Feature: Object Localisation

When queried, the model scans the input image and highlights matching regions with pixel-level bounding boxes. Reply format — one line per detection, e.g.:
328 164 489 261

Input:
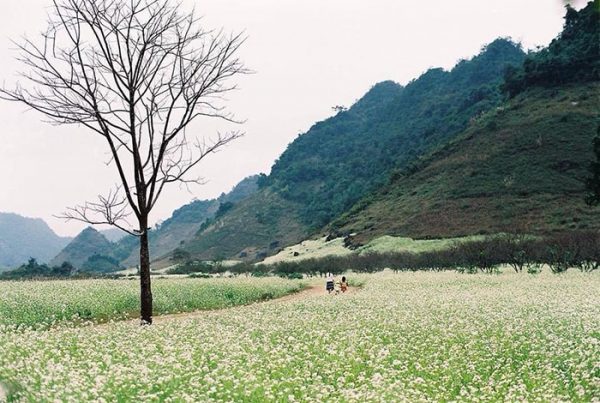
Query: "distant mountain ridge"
51 175 260 269
0 212 71 268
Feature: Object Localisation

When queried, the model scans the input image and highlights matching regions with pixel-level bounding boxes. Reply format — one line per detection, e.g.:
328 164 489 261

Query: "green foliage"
503 1 599 97
0 277 305 328
50 227 114 268
586 131 600 205
170 248 191 262
333 83 600 240
81 254 122 273
264 40 525 229
0 258 79 280
166 260 214 275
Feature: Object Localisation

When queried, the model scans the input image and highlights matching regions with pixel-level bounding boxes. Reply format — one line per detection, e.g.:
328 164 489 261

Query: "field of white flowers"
0 271 598 401
0 277 305 329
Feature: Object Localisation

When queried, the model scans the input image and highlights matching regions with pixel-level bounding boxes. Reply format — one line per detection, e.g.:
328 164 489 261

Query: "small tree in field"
1 0 246 324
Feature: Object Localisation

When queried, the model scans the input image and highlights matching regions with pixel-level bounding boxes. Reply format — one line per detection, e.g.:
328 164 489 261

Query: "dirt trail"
0 382 7 402
151 283 359 324
94 283 359 327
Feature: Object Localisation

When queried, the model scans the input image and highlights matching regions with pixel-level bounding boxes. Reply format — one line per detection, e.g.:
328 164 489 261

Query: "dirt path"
94 283 359 327
151 283 359 324
0 382 7 402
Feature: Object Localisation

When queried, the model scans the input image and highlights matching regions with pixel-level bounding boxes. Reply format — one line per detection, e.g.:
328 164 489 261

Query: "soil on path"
152 282 359 324
94 282 360 328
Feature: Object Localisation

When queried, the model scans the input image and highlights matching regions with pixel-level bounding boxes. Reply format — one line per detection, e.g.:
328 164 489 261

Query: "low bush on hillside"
205 232 599 276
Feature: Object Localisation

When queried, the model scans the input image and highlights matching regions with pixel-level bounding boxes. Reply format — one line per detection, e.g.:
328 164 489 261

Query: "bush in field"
572 231 600 272
415 249 458 272
496 234 537 273
229 231 599 276
544 233 582 274
453 240 503 274
167 260 214 275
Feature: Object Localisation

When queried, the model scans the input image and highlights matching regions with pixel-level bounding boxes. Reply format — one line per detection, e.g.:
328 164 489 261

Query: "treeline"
0 259 91 280
503 1 599 97
0 257 124 281
171 232 599 278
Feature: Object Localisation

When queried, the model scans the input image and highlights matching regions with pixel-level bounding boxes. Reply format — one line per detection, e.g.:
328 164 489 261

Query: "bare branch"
1 0 247 228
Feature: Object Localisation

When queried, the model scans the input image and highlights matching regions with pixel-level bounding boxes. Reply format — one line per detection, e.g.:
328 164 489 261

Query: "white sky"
0 0 586 237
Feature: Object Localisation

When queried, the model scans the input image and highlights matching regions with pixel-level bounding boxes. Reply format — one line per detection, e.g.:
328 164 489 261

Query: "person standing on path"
340 276 348 293
326 272 335 294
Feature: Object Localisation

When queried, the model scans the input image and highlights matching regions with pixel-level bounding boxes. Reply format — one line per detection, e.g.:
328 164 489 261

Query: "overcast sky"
0 0 586 237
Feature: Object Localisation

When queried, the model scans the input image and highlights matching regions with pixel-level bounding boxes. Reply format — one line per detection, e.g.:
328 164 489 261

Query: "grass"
261 236 353 264
0 277 305 329
358 234 487 254
334 83 600 243
260 234 487 264
0 271 598 401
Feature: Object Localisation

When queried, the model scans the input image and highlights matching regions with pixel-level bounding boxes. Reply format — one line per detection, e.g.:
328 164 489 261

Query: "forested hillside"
333 1 600 244
183 39 526 260
333 83 600 243
265 39 525 229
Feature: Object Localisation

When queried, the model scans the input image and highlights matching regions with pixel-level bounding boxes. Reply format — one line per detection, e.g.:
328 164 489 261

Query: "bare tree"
1 0 246 324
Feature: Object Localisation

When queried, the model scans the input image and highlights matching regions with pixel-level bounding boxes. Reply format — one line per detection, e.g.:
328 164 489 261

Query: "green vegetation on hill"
332 2 600 243
50 176 259 268
183 190 307 261
333 83 600 242
50 227 113 269
264 39 525 229
503 1 599 97
120 175 259 265
185 39 526 261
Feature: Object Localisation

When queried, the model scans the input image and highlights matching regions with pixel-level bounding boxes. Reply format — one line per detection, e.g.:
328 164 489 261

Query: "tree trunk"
139 225 153 325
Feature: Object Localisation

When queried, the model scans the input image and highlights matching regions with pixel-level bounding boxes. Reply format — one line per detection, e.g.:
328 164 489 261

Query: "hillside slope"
50 227 113 268
119 175 259 265
0 213 71 267
183 39 526 261
333 83 600 243
51 175 260 268
183 190 308 261
332 1 600 244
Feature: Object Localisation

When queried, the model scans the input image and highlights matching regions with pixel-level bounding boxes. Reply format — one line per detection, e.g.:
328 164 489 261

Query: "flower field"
0 271 599 401
0 277 305 329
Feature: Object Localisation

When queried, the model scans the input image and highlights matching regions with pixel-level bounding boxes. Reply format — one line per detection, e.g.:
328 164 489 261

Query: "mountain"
182 38 527 261
0 213 71 268
50 175 260 268
332 82 600 244
50 227 114 268
118 175 260 265
503 1 599 97
332 1 600 244
52 2 599 265
101 228 127 243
